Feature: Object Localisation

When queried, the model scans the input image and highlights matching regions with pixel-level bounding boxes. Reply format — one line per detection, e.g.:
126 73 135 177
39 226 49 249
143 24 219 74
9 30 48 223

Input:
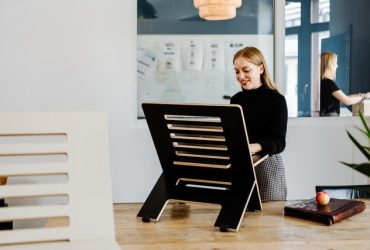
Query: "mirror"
285 0 370 117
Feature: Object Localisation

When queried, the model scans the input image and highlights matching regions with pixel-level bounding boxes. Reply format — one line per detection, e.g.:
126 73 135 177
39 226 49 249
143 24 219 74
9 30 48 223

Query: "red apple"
316 192 330 205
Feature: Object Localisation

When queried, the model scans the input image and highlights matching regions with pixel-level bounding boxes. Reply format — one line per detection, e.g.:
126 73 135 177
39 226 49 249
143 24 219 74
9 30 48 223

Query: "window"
311 0 330 24
285 0 329 116
285 1 301 28
285 34 298 117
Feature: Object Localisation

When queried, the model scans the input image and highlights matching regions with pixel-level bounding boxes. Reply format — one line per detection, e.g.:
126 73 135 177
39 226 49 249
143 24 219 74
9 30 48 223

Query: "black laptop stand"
137 103 266 232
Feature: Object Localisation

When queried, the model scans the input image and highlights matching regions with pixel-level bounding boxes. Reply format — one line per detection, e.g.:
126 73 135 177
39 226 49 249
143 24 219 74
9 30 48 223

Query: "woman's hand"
249 143 262 155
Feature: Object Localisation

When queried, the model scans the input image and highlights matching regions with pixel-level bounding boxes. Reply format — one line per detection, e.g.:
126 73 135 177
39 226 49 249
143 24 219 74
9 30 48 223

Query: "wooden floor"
114 200 370 250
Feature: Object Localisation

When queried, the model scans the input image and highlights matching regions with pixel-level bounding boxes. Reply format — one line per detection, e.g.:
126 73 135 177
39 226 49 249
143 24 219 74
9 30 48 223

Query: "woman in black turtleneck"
231 47 288 201
320 51 370 116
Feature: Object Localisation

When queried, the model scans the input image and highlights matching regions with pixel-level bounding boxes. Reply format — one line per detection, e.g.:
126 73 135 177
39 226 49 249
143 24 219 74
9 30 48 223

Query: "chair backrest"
315 185 370 199
0 112 118 247
142 103 261 207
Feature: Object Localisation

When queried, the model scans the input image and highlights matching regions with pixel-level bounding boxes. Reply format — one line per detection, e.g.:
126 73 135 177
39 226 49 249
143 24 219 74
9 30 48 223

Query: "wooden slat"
0 163 68 176
167 124 223 132
164 115 221 123
178 178 231 186
0 133 66 136
0 205 69 222
0 183 69 198
175 151 230 160
174 161 231 169
0 227 70 245
252 154 269 167
0 143 68 156
170 133 226 142
173 142 227 151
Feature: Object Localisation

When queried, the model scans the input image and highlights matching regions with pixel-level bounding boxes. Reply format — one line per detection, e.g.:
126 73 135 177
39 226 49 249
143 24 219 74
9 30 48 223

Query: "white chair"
0 112 120 249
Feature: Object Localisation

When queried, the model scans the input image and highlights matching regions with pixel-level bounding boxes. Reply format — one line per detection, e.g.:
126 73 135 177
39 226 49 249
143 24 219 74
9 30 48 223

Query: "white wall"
284 117 369 199
0 0 368 203
0 0 147 202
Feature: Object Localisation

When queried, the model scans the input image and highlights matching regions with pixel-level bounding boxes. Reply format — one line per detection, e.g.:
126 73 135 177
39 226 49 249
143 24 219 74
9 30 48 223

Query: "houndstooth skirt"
255 154 287 201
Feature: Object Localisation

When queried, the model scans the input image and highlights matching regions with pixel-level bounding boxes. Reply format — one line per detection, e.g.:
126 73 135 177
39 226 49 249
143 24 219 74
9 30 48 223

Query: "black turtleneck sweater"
230 85 288 156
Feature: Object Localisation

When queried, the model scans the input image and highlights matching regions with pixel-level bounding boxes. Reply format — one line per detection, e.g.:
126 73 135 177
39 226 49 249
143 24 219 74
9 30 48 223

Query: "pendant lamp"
194 0 242 20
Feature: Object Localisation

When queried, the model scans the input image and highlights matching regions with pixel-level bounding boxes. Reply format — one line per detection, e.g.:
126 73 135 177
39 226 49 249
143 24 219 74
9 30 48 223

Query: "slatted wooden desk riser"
138 103 267 232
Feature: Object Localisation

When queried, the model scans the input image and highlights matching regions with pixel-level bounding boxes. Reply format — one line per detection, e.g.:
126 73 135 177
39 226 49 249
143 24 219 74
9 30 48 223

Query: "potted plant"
341 112 370 177
338 112 370 198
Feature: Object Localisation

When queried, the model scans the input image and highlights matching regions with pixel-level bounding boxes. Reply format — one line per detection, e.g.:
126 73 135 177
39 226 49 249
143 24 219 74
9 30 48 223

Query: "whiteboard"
137 34 274 118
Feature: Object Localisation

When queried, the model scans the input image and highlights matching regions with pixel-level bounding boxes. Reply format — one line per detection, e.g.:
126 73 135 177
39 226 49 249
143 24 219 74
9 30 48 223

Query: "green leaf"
359 111 370 138
355 126 369 138
341 112 370 178
346 130 370 161
340 161 370 177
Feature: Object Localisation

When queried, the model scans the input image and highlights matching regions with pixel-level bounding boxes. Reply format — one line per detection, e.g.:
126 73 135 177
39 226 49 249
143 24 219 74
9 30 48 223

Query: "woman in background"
320 51 370 116
231 47 288 201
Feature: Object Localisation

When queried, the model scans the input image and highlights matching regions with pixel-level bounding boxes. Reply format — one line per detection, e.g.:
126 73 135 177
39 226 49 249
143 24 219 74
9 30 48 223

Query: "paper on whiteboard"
181 40 203 71
203 42 225 71
137 47 157 79
158 42 181 72
226 41 246 71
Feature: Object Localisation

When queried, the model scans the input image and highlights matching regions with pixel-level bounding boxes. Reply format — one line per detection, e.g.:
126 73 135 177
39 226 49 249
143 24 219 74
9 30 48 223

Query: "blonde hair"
233 47 278 91
320 51 337 80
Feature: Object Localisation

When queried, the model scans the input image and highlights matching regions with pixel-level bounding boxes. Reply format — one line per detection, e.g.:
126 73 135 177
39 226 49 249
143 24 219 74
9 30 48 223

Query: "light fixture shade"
194 0 242 20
